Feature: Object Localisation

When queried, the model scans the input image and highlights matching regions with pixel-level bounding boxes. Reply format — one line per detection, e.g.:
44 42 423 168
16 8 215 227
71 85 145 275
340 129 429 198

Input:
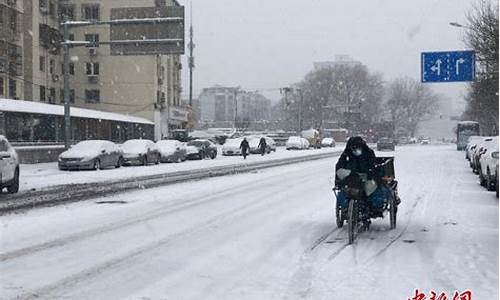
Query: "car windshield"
71 141 104 152
156 140 178 150
187 141 205 147
122 140 148 152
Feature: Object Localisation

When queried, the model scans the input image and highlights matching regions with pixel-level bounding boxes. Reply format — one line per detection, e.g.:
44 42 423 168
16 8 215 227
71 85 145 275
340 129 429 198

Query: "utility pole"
62 18 71 149
233 88 239 130
188 1 195 107
297 88 303 134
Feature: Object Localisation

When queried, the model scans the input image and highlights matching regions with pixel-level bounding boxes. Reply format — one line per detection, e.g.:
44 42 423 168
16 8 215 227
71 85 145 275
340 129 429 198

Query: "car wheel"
94 159 101 170
7 168 19 194
176 156 182 163
115 157 123 168
487 169 495 191
210 152 216 159
155 154 160 165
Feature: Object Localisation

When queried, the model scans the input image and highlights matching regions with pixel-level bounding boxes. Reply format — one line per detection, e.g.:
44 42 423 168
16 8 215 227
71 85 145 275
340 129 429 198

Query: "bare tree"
387 77 439 137
462 0 499 135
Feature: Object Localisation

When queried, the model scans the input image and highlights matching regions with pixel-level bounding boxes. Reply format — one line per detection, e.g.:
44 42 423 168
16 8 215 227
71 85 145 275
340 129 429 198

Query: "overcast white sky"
180 0 479 112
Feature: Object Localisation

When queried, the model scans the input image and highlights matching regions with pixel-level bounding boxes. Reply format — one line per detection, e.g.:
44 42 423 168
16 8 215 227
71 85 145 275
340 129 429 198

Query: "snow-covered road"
1 145 497 299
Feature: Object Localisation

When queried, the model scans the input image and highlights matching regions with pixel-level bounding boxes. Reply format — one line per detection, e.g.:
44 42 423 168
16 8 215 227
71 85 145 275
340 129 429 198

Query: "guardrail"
0 150 342 214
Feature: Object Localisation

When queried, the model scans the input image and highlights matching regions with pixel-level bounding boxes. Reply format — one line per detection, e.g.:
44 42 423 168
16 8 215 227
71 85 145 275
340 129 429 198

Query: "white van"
0 135 19 193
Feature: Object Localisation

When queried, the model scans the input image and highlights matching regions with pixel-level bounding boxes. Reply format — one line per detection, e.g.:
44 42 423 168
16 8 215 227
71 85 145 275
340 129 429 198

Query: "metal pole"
188 2 194 107
234 89 238 129
63 20 71 149
298 89 303 134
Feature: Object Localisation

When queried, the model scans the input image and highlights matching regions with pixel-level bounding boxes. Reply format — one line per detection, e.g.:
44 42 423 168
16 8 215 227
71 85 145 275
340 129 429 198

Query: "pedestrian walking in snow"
240 138 250 159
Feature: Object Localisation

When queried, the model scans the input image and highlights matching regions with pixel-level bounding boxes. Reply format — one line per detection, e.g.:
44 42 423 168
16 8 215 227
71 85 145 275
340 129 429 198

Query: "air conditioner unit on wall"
52 74 59 82
89 48 98 56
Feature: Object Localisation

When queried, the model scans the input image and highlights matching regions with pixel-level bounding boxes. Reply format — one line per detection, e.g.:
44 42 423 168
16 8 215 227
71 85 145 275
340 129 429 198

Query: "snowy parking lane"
18 146 340 193
0 144 497 299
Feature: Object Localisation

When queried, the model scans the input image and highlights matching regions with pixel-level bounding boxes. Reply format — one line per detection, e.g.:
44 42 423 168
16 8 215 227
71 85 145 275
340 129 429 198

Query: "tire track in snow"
1 161 325 262
12 175 302 300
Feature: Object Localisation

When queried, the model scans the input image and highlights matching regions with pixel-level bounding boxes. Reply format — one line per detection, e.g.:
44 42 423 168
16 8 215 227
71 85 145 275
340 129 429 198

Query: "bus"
456 121 480 150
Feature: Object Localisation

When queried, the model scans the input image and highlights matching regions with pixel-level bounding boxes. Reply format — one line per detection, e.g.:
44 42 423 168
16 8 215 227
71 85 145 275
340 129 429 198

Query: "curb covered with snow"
0 150 341 214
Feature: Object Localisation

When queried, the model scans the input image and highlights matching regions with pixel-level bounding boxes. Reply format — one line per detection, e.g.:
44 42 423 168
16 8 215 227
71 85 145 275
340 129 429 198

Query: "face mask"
353 148 363 156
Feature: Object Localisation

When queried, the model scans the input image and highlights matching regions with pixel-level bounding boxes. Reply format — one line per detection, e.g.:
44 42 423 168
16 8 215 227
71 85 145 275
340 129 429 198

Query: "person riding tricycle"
333 136 400 244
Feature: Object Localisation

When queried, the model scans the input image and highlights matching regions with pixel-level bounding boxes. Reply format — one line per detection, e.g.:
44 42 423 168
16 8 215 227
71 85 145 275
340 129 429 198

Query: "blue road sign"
421 50 475 83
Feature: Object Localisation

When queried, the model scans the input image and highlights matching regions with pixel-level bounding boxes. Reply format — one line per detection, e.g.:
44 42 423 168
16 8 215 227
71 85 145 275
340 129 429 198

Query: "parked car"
186 139 218 160
466 136 483 162
121 139 160 166
249 136 277 154
420 138 430 145
496 162 499 198
471 137 495 173
0 136 19 193
286 136 309 150
222 138 244 156
478 137 499 190
321 137 336 147
156 140 187 163
377 137 395 151
58 140 123 171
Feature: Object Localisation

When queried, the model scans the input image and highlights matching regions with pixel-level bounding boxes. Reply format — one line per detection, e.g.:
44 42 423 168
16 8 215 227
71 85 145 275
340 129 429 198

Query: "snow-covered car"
478 137 499 190
465 136 483 162
420 138 430 145
321 137 336 147
59 140 123 171
0 136 19 193
249 136 276 154
222 138 244 156
156 140 187 163
121 139 160 166
377 137 395 151
286 136 309 150
186 139 218 160
471 136 496 173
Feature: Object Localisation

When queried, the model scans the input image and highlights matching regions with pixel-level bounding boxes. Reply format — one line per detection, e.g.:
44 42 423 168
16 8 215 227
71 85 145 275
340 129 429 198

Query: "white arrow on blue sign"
421 50 475 83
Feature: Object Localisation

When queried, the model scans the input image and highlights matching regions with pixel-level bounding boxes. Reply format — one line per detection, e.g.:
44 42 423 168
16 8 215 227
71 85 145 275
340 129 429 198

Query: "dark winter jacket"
240 139 250 151
258 137 267 149
335 136 377 185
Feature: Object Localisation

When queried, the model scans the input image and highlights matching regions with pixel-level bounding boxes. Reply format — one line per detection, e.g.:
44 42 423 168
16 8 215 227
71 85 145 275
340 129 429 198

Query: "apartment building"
2 0 186 141
0 0 24 100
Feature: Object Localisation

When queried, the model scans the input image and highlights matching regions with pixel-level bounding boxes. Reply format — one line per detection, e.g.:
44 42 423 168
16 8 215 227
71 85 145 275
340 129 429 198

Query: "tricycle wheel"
347 199 358 244
336 205 344 228
389 195 397 229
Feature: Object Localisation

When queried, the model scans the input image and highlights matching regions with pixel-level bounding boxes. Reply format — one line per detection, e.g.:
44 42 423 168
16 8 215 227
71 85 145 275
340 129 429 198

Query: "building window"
82 4 99 21
38 0 49 13
40 86 46 102
59 4 75 21
85 89 100 103
60 89 75 103
0 78 4 96
8 79 15 98
39 56 45 72
9 10 16 32
49 88 56 103
49 0 56 18
49 59 55 74
85 33 99 47
61 62 74 75
86 62 99 75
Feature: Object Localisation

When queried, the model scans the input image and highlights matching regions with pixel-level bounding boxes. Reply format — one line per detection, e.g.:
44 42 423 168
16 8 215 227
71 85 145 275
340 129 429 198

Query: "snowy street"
1 145 498 299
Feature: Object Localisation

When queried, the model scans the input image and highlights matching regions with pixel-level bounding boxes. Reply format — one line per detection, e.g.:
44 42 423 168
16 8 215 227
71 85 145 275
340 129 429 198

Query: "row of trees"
462 0 499 135
273 63 439 138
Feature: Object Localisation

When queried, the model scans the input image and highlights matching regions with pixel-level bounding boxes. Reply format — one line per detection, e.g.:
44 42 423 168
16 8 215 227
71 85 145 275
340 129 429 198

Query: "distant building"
313 54 362 70
198 86 271 123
